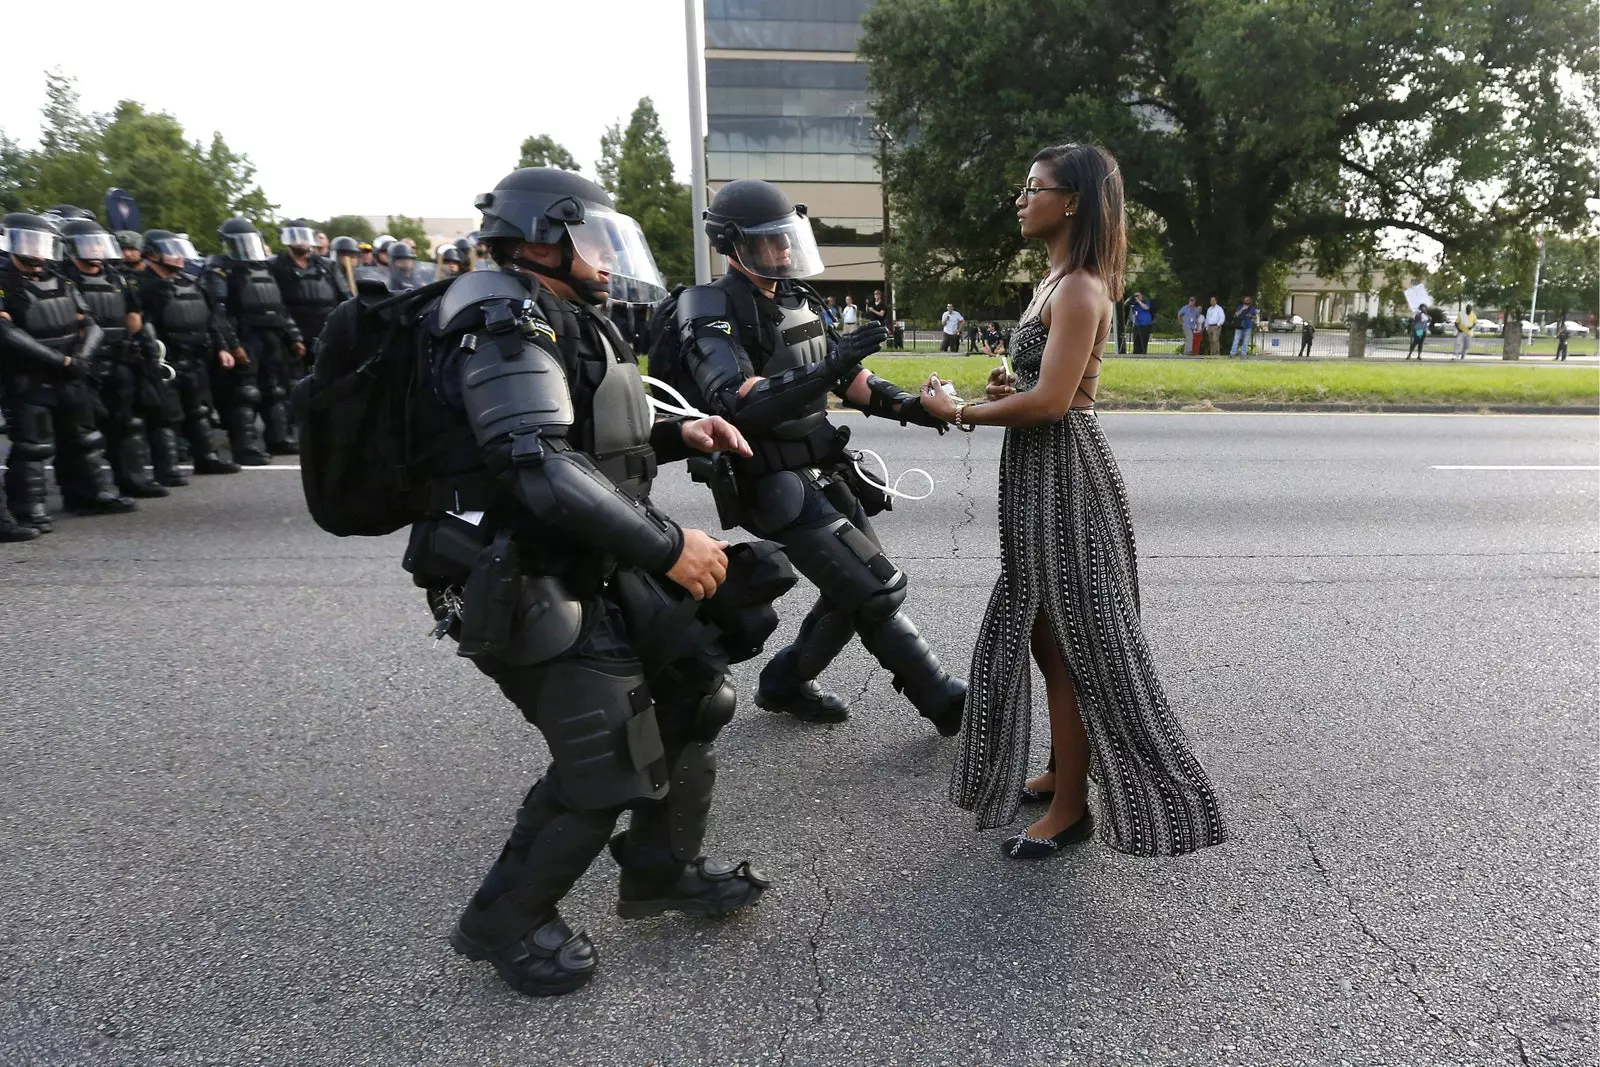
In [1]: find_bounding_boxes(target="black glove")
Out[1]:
[894,394,949,434]
[833,321,888,366]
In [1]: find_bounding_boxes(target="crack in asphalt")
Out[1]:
[949,433,977,559]
[1286,813,1522,1062]
[804,852,834,1023]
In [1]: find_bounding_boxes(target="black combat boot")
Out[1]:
[611,837,771,920]
[148,428,190,487]
[451,910,597,997]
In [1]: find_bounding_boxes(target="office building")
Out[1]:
[703,0,885,305]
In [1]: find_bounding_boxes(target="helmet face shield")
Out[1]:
[225,232,268,261]
[728,211,823,280]
[150,235,200,267]
[68,233,121,261]
[279,226,316,249]
[566,208,668,304]
[5,227,63,262]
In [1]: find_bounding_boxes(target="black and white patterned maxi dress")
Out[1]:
[949,315,1227,855]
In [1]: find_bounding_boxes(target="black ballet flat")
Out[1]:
[1019,784,1054,805]
[1000,810,1095,860]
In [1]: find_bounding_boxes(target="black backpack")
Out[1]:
[290,277,454,537]
[643,285,703,410]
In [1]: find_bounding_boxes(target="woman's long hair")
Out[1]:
[1032,143,1127,301]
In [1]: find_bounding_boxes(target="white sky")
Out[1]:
[0,0,698,221]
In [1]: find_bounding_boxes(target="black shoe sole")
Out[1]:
[617,885,765,920]
[449,927,595,997]
[754,691,849,723]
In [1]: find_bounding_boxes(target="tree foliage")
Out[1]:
[0,72,276,252]
[596,98,693,288]
[321,215,377,243]
[518,134,579,172]
[859,0,1599,312]
[385,213,431,255]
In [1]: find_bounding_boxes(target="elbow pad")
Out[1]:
[0,318,69,370]
[678,285,752,418]
[729,362,837,433]
[510,440,682,573]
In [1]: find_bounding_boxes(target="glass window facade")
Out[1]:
[707,59,879,184]
[704,0,873,52]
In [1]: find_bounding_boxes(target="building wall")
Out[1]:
[703,0,884,294]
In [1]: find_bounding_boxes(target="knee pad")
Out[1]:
[857,578,908,624]
[527,660,670,811]
[76,427,107,452]
[11,440,55,462]
[687,679,736,742]
[124,415,146,435]
[238,384,262,407]
[784,516,905,613]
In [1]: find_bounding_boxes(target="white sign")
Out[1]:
[1404,283,1433,311]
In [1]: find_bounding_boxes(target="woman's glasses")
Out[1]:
[1016,184,1071,198]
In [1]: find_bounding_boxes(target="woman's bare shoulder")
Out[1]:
[1042,271,1110,326]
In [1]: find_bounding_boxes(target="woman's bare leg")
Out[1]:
[1026,612,1090,838]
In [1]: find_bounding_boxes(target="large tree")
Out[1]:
[1,72,276,252]
[517,134,579,172]
[385,213,431,255]
[596,98,693,288]
[859,0,1598,313]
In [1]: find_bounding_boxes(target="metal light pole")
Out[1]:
[873,123,894,320]
[1529,228,1546,332]
[684,0,711,284]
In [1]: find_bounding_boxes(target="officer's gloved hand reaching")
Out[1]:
[827,320,887,380]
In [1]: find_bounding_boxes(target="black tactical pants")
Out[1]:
[241,325,298,452]
[2,370,119,522]
[98,358,166,493]
[167,355,227,464]
[460,594,734,947]
[211,330,268,463]
[749,469,958,717]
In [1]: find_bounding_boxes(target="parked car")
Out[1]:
[1472,318,1504,335]
[1541,319,1590,337]
[1267,315,1306,332]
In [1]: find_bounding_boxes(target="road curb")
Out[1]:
[1096,400,1600,415]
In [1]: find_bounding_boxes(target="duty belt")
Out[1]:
[735,422,850,476]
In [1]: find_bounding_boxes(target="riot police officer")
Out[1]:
[386,241,420,289]
[436,244,464,278]
[329,236,362,300]
[269,220,342,354]
[674,179,966,732]
[0,212,135,529]
[371,234,394,267]
[394,168,774,996]
[139,230,240,477]
[116,231,145,272]
[58,217,169,498]
[202,218,304,459]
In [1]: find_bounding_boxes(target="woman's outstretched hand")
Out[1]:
[986,365,1017,401]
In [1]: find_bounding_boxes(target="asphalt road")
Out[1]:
[1,413,1596,1067]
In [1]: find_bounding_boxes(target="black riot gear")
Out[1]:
[704,179,825,280]
[1,255,134,526]
[59,218,122,264]
[204,241,304,460]
[270,243,342,345]
[330,236,361,255]
[674,208,964,731]
[394,261,775,997]
[218,217,269,262]
[474,168,666,305]
[115,230,143,251]
[3,213,65,267]
[139,263,241,476]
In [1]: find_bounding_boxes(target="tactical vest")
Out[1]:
[10,271,81,353]
[69,267,130,346]
[228,262,289,326]
[717,274,832,441]
[154,274,213,350]
[534,290,658,500]
[275,255,338,310]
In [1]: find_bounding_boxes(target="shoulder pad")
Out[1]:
[437,269,536,333]
[677,284,733,324]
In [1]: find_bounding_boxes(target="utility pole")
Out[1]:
[1529,228,1546,336]
[684,0,710,284]
[873,123,894,320]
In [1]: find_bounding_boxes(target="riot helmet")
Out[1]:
[142,229,201,271]
[59,217,121,263]
[331,235,361,256]
[704,179,823,280]
[280,219,317,250]
[3,213,64,268]
[45,204,95,222]
[115,229,143,250]
[219,217,268,261]
[473,167,667,304]
[389,241,415,263]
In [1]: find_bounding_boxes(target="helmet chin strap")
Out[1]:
[513,243,609,306]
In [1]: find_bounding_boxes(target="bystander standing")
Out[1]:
[1204,296,1225,354]
[841,294,859,334]
[1130,292,1154,354]
[1554,321,1570,361]
[1298,318,1315,358]
[1406,307,1429,360]
[940,303,965,353]
[1452,305,1477,359]
[1229,296,1259,356]
[1178,297,1202,355]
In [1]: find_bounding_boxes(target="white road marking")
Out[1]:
[1431,465,1599,471]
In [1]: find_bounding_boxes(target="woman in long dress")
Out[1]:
[918,144,1226,860]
